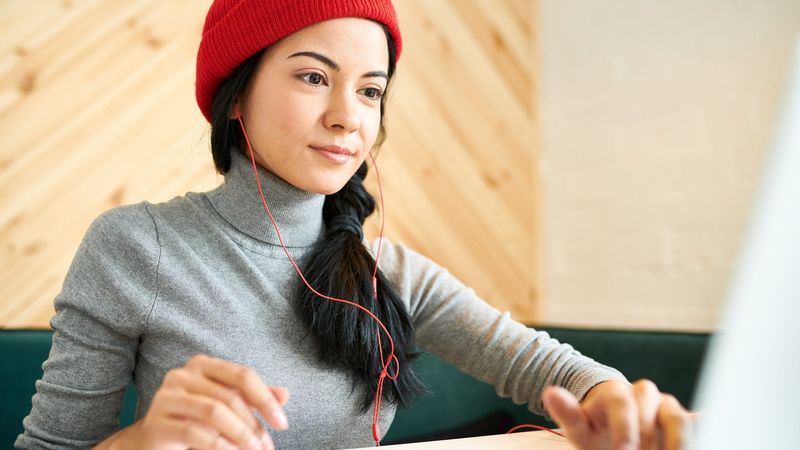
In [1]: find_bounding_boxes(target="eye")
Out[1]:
[300,72,326,86]
[359,87,384,101]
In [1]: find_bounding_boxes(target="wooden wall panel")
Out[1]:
[0,0,537,328]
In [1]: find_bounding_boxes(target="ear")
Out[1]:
[229,100,241,120]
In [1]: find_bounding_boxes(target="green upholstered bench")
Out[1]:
[1,327,709,447]
[1,330,138,448]
[383,327,709,444]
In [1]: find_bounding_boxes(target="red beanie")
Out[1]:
[195,0,402,123]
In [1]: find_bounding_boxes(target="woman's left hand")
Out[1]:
[542,379,692,450]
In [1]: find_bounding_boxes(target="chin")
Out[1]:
[318,184,348,196]
[301,179,349,196]
[290,164,358,195]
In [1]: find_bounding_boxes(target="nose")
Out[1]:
[323,87,360,133]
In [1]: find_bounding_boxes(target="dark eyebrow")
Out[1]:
[288,51,339,70]
[287,51,388,81]
[363,70,389,81]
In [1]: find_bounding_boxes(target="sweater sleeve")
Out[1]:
[370,238,628,416]
[16,203,160,449]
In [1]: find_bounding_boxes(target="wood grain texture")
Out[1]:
[0,0,537,328]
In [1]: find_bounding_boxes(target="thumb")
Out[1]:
[543,386,588,433]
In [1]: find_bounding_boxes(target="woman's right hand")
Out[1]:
[124,354,289,450]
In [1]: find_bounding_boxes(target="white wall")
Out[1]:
[538,0,800,331]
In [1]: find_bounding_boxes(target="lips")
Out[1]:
[310,145,354,156]
[310,145,354,165]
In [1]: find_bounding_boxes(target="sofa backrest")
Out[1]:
[1,327,708,447]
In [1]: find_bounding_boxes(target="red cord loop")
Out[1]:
[506,424,565,438]
[383,353,400,380]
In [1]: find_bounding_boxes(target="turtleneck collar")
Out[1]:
[206,149,326,247]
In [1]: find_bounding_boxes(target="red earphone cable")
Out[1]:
[236,115,397,446]
[506,424,565,438]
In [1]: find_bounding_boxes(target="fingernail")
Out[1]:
[272,409,289,430]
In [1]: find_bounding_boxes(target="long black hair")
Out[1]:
[209,25,426,414]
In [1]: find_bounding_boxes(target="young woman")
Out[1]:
[16,1,690,449]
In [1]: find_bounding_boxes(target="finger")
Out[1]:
[631,379,661,450]
[165,367,264,436]
[195,421,274,450]
[600,385,639,450]
[157,390,265,450]
[657,394,691,450]
[542,386,590,440]
[152,416,239,450]
[189,355,289,431]
[270,386,290,406]
[190,421,244,450]
[260,429,275,450]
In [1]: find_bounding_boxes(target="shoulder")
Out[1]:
[84,202,157,247]
[366,237,417,272]
[136,193,217,234]
[365,237,450,286]
[86,194,200,242]
[75,203,161,271]
[56,203,162,331]
[367,237,445,268]
[365,237,474,322]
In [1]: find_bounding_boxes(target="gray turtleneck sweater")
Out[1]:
[16,150,626,449]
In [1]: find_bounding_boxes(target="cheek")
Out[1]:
[273,100,311,138]
[361,109,383,147]
[251,94,316,148]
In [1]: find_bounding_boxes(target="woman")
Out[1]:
[16,1,690,449]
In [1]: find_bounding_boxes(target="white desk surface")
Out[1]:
[348,430,576,449]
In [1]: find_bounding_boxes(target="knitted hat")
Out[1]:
[195,0,402,123]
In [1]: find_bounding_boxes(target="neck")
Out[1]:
[207,149,326,247]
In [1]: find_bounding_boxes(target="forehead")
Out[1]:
[266,17,390,69]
